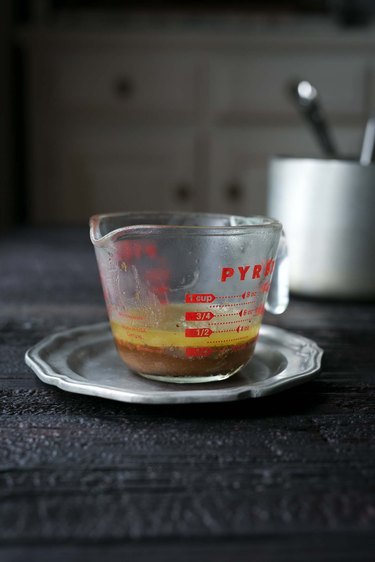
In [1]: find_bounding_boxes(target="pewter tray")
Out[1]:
[25,323,323,404]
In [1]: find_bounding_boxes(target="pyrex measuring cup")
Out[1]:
[90,212,288,383]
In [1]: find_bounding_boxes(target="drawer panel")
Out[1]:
[31,128,197,222]
[210,54,367,118]
[49,49,198,117]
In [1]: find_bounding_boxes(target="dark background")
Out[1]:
[2,0,375,231]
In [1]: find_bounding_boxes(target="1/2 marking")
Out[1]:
[185,328,213,338]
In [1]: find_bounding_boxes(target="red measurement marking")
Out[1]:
[215,338,252,344]
[217,294,243,299]
[185,311,215,321]
[236,325,250,333]
[185,347,214,357]
[242,291,257,299]
[239,309,254,317]
[117,241,158,261]
[185,293,216,304]
[217,312,241,317]
[185,328,213,338]
[209,301,255,308]
[211,319,249,326]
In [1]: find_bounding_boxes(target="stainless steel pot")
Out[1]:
[267,156,375,299]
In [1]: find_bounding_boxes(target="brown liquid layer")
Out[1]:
[115,338,257,378]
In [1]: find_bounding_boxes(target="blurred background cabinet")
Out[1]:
[22,26,375,223]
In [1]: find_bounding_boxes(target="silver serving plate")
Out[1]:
[25,323,323,404]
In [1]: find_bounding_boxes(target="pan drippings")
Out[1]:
[110,303,261,381]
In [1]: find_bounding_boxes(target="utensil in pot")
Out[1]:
[360,116,375,165]
[289,80,338,158]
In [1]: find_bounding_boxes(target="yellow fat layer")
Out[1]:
[110,320,260,348]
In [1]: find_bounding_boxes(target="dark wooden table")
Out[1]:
[1,227,374,562]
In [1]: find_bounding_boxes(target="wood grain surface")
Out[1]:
[0,227,374,561]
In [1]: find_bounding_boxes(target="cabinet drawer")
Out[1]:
[50,49,198,118]
[32,129,197,222]
[210,54,367,119]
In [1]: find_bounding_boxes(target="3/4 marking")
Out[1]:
[185,311,215,321]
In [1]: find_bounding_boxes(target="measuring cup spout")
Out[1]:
[90,214,117,247]
[90,213,138,247]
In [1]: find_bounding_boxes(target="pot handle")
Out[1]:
[265,230,289,314]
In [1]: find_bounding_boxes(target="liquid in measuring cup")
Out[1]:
[110,293,263,382]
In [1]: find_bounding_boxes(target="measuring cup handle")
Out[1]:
[265,230,289,314]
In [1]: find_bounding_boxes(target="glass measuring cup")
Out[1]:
[90,212,288,383]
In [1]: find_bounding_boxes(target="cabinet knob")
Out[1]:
[226,182,243,202]
[113,77,134,99]
[174,184,192,202]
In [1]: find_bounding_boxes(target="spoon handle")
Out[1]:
[305,98,338,157]
[289,80,338,158]
[360,117,375,165]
